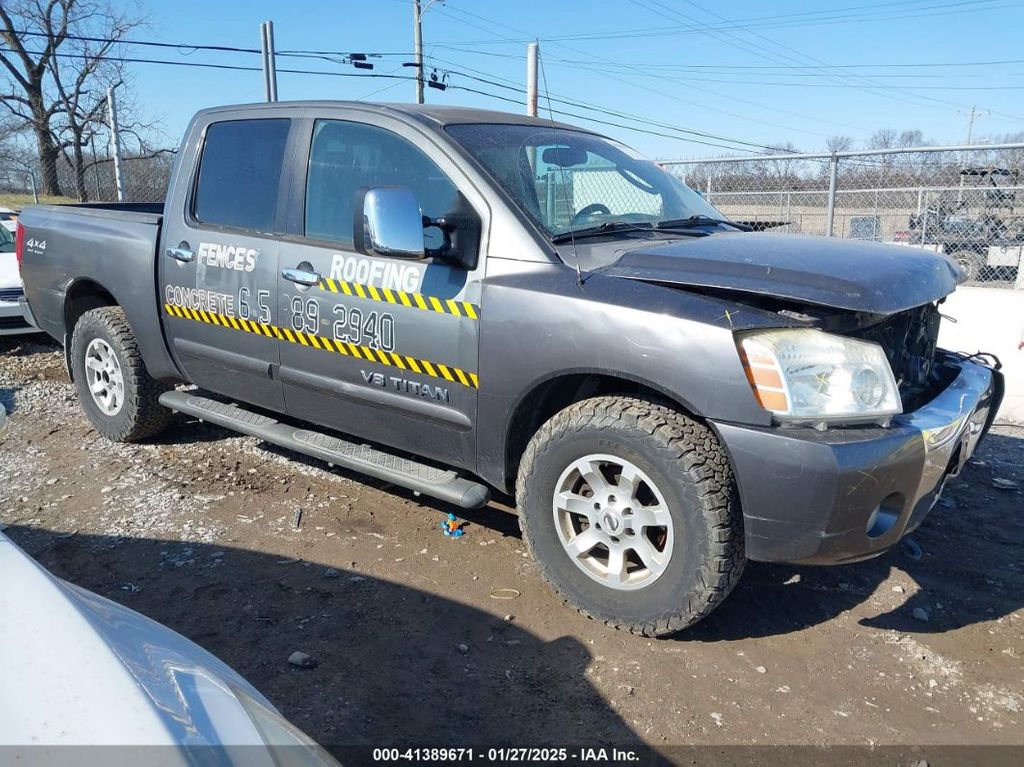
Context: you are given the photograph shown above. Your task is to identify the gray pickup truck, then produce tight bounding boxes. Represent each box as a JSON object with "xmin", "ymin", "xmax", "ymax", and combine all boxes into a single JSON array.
[{"xmin": 18, "ymin": 102, "xmax": 1003, "ymax": 635}]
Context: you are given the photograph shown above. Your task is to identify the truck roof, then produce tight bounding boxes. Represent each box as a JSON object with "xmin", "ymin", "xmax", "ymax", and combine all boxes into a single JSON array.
[{"xmin": 193, "ymin": 100, "xmax": 591, "ymax": 134}]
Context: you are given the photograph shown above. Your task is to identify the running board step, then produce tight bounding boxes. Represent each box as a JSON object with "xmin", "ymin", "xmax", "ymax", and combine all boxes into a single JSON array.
[{"xmin": 159, "ymin": 391, "xmax": 490, "ymax": 509}]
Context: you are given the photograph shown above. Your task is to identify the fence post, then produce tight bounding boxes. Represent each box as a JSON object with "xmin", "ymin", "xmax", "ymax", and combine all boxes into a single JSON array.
[
  {"xmin": 825, "ymin": 153, "xmax": 839, "ymax": 237},
  {"xmin": 28, "ymin": 171, "xmax": 38, "ymax": 204},
  {"xmin": 705, "ymin": 176, "xmax": 712, "ymax": 202},
  {"xmin": 107, "ymin": 86, "xmax": 126, "ymax": 202},
  {"xmin": 1015, "ymin": 247, "xmax": 1024, "ymax": 291}
]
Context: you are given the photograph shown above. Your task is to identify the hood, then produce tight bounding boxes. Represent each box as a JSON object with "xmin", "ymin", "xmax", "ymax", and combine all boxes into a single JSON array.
[
  {"xmin": 599, "ymin": 233, "xmax": 960, "ymax": 314},
  {"xmin": 0, "ymin": 532, "xmax": 331, "ymax": 757}
]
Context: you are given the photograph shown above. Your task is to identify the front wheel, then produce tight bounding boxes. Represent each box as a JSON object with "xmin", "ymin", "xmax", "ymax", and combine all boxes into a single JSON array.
[{"xmin": 516, "ymin": 396, "xmax": 744, "ymax": 636}]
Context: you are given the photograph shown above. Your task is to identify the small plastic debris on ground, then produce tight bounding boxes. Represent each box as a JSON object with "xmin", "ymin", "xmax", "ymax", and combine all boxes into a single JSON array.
[
  {"xmin": 503, "ymin": 614, "xmax": 515, "ymax": 622},
  {"xmin": 489, "ymin": 588, "xmax": 521, "ymax": 600},
  {"xmin": 892, "ymin": 585, "xmax": 906, "ymax": 594},
  {"xmin": 288, "ymin": 651, "xmax": 317, "ymax": 669},
  {"xmin": 457, "ymin": 643, "xmax": 470, "ymax": 655},
  {"xmin": 992, "ymin": 478, "xmax": 1020, "ymax": 490},
  {"xmin": 119, "ymin": 583, "xmax": 142, "ymax": 593},
  {"xmin": 902, "ymin": 538, "xmax": 923, "ymax": 561},
  {"xmin": 440, "ymin": 512, "xmax": 465, "ymax": 538},
  {"xmin": 912, "ymin": 607, "xmax": 931, "ymax": 622},
  {"xmin": 755, "ymin": 666, "xmax": 767, "ymax": 674}
]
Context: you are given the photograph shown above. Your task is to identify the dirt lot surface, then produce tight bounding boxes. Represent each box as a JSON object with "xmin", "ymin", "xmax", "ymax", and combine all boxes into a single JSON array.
[{"xmin": 1, "ymin": 336, "xmax": 1022, "ymax": 757}]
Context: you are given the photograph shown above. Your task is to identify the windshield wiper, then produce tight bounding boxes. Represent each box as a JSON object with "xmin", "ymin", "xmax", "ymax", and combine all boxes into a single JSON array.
[
  {"xmin": 550, "ymin": 221, "xmax": 654, "ymax": 244},
  {"xmin": 656, "ymin": 215, "xmax": 752, "ymax": 232}
]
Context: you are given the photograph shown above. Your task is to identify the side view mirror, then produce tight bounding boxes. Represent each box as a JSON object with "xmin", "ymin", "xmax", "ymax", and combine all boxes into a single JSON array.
[{"xmin": 353, "ymin": 187, "xmax": 425, "ymax": 260}]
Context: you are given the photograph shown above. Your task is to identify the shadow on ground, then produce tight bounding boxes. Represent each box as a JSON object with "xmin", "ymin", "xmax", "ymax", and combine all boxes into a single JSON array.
[{"xmin": 3, "ymin": 524, "xmax": 656, "ymax": 756}]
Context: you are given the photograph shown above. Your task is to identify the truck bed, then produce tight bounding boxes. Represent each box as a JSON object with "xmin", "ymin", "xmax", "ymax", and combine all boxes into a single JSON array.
[
  {"xmin": 28, "ymin": 201, "xmax": 164, "ymax": 226},
  {"xmin": 17, "ymin": 200, "xmax": 179, "ymax": 382}
]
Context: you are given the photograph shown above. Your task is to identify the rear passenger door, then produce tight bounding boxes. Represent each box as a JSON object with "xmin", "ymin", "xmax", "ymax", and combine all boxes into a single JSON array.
[
  {"xmin": 160, "ymin": 116, "xmax": 294, "ymax": 411},
  {"xmin": 277, "ymin": 117, "xmax": 485, "ymax": 468}
]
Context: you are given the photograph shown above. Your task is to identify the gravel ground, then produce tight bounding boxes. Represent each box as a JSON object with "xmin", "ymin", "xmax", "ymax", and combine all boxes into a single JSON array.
[{"xmin": 1, "ymin": 335, "xmax": 1022, "ymax": 755}]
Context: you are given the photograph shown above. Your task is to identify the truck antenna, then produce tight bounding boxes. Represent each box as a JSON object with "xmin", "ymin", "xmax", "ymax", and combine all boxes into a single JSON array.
[{"xmin": 539, "ymin": 50, "xmax": 584, "ymax": 288}]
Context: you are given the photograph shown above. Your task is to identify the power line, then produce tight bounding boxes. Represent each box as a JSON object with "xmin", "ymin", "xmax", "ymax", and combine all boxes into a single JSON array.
[
  {"xmin": 13, "ymin": 47, "xmax": 772, "ymax": 154},
  {"xmin": 8, "ymin": 25, "xmax": 802, "ymax": 155},
  {"xmin": 422, "ymin": 53, "xmax": 798, "ymax": 153},
  {"xmin": 429, "ymin": 0, "xmax": 1008, "ymax": 45},
  {"xmin": 647, "ymin": 0, "xmax": 1024, "ymax": 121},
  {"xmin": 432, "ymin": 3, "xmax": 862, "ymax": 136}
]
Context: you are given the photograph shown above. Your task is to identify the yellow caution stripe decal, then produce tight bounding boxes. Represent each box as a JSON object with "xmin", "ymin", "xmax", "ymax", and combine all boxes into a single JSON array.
[
  {"xmin": 163, "ymin": 304, "xmax": 478, "ymax": 389},
  {"xmin": 317, "ymin": 278, "xmax": 479, "ymax": 320}
]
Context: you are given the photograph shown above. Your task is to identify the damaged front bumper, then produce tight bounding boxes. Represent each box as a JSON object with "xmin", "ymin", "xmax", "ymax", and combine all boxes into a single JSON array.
[{"xmin": 712, "ymin": 353, "xmax": 1003, "ymax": 564}]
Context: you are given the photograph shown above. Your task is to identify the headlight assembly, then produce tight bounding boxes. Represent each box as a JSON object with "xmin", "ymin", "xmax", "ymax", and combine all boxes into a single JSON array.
[{"xmin": 737, "ymin": 328, "xmax": 902, "ymax": 425}]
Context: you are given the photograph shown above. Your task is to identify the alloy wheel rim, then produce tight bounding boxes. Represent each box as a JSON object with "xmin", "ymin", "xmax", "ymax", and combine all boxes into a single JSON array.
[
  {"xmin": 84, "ymin": 338, "xmax": 125, "ymax": 416},
  {"xmin": 552, "ymin": 453, "xmax": 674, "ymax": 591}
]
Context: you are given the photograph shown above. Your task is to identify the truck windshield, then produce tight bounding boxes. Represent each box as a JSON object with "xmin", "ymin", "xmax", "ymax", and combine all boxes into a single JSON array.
[{"xmin": 445, "ymin": 123, "xmax": 726, "ymax": 240}]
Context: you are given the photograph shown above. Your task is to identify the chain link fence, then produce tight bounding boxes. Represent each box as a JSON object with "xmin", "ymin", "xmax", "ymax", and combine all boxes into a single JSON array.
[
  {"xmin": 1, "ymin": 151, "xmax": 175, "ymax": 208},
  {"xmin": 662, "ymin": 143, "xmax": 1024, "ymax": 289}
]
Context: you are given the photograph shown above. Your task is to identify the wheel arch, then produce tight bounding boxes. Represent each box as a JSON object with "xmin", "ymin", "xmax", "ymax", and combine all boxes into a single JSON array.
[
  {"xmin": 62, "ymin": 278, "xmax": 119, "ymax": 381},
  {"xmin": 501, "ymin": 370, "xmax": 703, "ymax": 495}
]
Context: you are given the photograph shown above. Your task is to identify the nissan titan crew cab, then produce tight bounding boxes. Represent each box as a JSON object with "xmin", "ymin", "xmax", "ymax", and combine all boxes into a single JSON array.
[{"xmin": 17, "ymin": 102, "xmax": 1003, "ymax": 635}]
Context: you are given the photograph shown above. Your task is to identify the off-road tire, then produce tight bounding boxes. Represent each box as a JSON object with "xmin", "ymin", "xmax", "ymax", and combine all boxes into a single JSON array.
[
  {"xmin": 71, "ymin": 306, "xmax": 172, "ymax": 442},
  {"xmin": 516, "ymin": 396, "xmax": 744, "ymax": 636}
]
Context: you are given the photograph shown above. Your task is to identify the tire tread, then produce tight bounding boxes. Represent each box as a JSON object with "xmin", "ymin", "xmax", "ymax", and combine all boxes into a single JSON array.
[
  {"xmin": 516, "ymin": 395, "xmax": 744, "ymax": 636},
  {"xmin": 71, "ymin": 306, "xmax": 171, "ymax": 442}
]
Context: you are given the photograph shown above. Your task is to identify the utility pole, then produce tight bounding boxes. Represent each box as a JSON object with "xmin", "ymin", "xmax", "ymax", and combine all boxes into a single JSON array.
[
  {"xmin": 413, "ymin": 1, "xmax": 424, "ymax": 104},
  {"xmin": 107, "ymin": 86, "xmax": 125, "ymax": 203},
  {"xmin": 260, "ymin": 21, "xmax": 278, "ymax": 102},
  {"xmin": 959, "ymin": 105, "xmax": 989, "ymax": 146},
  {"xmin": 526, "ymin": 42, "xmax": 539, "ymax": 117},
  {"xmin": 412, "ymin": 0, "xmax": 444, "ymax": 104},
  {"xmin": 956, "ymin": 105, "xmax": 988, "ymax": 202}
]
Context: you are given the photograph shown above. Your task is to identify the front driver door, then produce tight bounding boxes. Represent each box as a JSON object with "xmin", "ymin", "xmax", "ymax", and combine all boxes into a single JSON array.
[{"xmin": 277, "ymin": 117, "xmax": 485, "ymax": 468}]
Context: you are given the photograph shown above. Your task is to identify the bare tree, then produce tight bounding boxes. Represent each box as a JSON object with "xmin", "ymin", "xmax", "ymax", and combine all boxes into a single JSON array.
[
  {"xmin": 0, "ymin": 0, "xmax": 145, "ymax": 199},
  {"xmin": 825, "ymin": 135, "xmax": 853, "ymax": 154}
]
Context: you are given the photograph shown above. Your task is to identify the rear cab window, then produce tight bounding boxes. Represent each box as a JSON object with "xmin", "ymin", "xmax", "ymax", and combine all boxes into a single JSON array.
[{"xmin": 192, "ymin": 118, "xmax": 291, "ymax": 233}]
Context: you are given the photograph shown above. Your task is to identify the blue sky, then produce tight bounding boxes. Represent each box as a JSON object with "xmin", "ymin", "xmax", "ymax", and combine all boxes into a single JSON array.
[{"xmin": 121, "ymin": 0, "xmax": 1024, "ymax": 158}]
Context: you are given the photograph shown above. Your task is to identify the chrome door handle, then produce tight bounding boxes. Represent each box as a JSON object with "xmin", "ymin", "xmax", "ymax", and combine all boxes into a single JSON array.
[
  {"xmin": 282, "ymin": 268, "xmax": 321, "ymax": 286},
  {"xmin": 166, "ymin": 245, "xmax": 194, "ymax": 263}
]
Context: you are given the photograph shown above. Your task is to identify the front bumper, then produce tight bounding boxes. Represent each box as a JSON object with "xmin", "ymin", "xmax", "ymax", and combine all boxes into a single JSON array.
[{"xmin": 712, "ymin": 354, "xmax": 1003, "ymax": 564}]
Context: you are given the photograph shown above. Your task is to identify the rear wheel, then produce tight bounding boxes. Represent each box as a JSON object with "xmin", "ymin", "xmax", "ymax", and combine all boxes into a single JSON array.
[
  {"xmin": 71, "ymin": 307, "xmax": 171, "ymax": 442},
  {"xmin": 516, "ymin": 396, "xmax": 744, "ymax": 636}
]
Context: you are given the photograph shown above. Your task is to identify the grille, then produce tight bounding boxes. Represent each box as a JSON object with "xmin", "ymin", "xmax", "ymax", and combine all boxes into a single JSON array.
[{"xmin": 0, "ymin": 287, "xmax": 24, "ymax": 302}]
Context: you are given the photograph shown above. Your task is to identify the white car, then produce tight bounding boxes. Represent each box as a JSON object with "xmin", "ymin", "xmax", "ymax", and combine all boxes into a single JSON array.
[
  {"xmin": 0, "ymin": 208, "xmax": 17, "ymax": 234},
  {"xmin": 0, "ymin": 531, "xmax": 338, "ymax": 763},
  {"xmin": 0, "ymin": 224, "xmax": 41, "ymax": 335}
]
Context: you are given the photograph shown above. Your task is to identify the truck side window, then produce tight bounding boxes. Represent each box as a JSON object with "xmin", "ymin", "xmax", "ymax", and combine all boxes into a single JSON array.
[
  {"xmin": 305, "ymin": 120, "xmax": 457, "ymax": 250},
  {"xmin": 192, "ymin": 119, "xmax": 290, "ymax": 233}
]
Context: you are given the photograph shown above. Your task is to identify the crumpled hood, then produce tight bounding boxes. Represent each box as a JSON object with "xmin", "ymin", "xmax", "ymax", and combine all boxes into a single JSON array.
[{"xmin": 600, "ymin": 232, "xmax": 960, "ymax": 314}]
